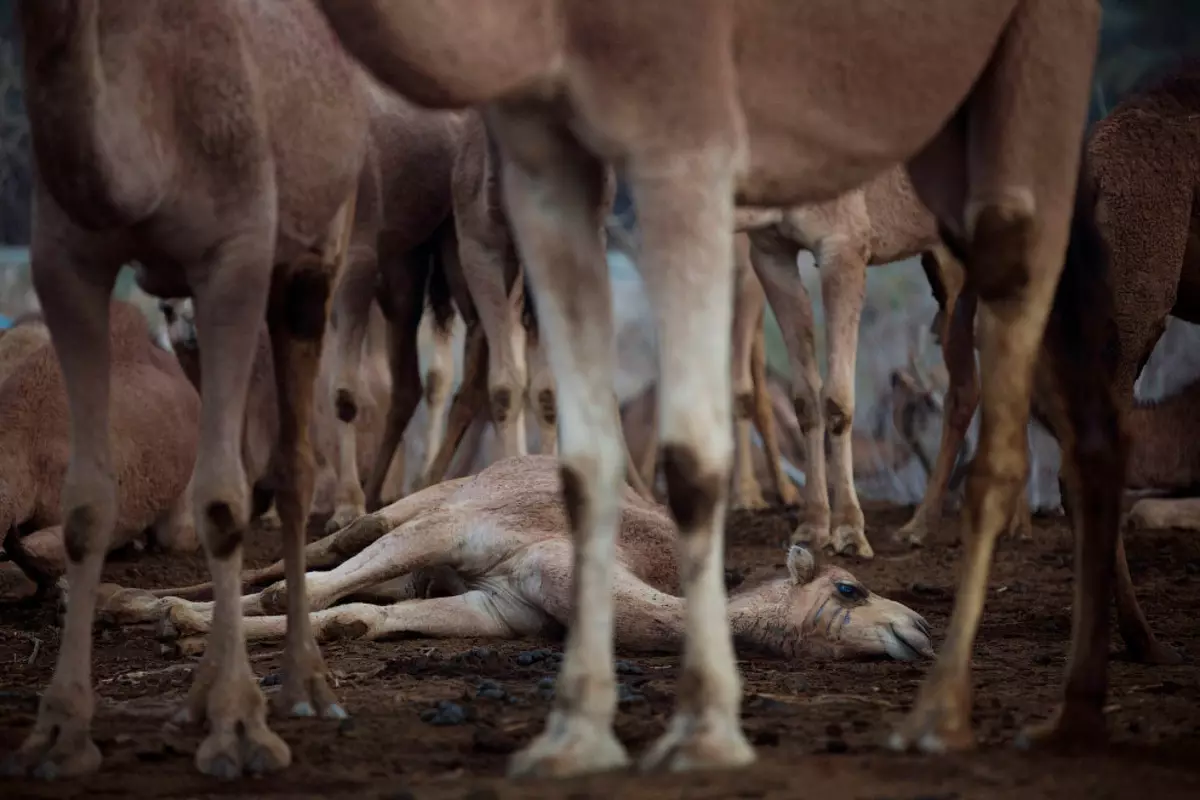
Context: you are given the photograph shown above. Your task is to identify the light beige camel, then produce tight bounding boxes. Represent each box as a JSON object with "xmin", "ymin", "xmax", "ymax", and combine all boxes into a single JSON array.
[
  {"xmin": 94, "ymin": 456, "xmax": 934, "ymax": 663},
  {"xmin": 736, "ymin": 167, "xmax": 958, "ymax": 559},
  {"xmin": 0, "ymin": 302, "xmax": 199, "ymax": 602},
  {"xmin": 1121, "ymin": 375, "xmax": 1200, "ymax": 531},
  {"xmin": 324, "ymin": 75, "xmax": 466, "ymax": 531},
  {"xmin": 316, "ymin": 0, "xmax": 1115, "ymax": 777},
  {"xmin": 11, "ymin": 0, "xmax": 367, "ymax": 781}
]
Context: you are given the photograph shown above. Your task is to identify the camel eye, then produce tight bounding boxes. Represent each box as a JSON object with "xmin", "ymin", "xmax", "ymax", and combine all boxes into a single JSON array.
[
  {"xmin": 836, "ymin": 582, "xmax": 864, "ymax": 601},
  {"xmin": 159, "ymin": 303, "xmax": 175, "ymax": 323}
]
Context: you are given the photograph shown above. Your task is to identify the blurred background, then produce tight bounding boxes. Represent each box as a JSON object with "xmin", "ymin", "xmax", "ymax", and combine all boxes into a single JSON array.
[{"xmin": 2, "ymin": 0, "xmax": 1199, "ymax": 508}]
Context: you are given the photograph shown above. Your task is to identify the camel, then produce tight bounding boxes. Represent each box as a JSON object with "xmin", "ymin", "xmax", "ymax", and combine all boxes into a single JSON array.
[
  {"xmin": 158, "ymin": 296, "xmax": 403, "ymax": 524},
  {"xmin": 0, "ymin": 302, "xmax": 199, "ymax": 602},
  {"xmin": 93, "ymin": 456, "xmax": 935, "ymax": 664},
  {"xmin": 323, "ymin": 74, "xmax": 465, "ymax": 532},
  {"xmin": 905, "ymin": 63, "xmax": 1200, "ymax": 547},
  {"xmin": 735, "ymin": 168, "xmax": 957, "ymax": 559},
  {"xmin": 317, "ymin": 0, "xmax": 1117, "ymax": 777},
  {"xmin": 11, "ymin": 0, "xmax": 368, "ymax": 781}
]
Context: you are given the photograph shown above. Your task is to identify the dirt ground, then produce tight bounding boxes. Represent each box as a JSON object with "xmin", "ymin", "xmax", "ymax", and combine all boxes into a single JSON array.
[{"xmin": 1, "ymin": 502, "xmax": 1198, "ymax": 799}]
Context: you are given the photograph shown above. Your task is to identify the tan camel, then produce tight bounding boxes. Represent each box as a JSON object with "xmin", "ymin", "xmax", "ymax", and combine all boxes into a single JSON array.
[
  {"xmin": 0, "ymin": 302, "xmax": 199, "ymax": 602},
  {"xmin": 94, "ymin": 456, "xmax": 934, "ymax": 663},
  {"xmin": 324, "ymin": 74, "xmax": 465, "ymax": 531},
  {"xmin": 11, "ymin": 0, "xmax": 367, "ymax": 781},
  {"xmin": 317, "ymin": 0, "xmax": 1115, "ymax": 777},
  {"xmin": 159, "ymin": 297, "xmax": 402, "ymax": 524},
  {"xmin": 735, "ymin": 167, "xmax": 959, "ymax": 559}
]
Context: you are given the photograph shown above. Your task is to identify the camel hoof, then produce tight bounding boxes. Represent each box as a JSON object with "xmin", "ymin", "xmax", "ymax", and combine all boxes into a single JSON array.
[
  {"xmin": 1123, "ymin": 641, "xmax": 1183, "ymax": 666},
  {"xmin": 194, "ymin": 675, "xmax": 291, "ymax": 779},
  {"xmin": 95, "ymin": 584, "xmax": 161, "ymax": 625},
  {"xmin": 640, "ymin": 714, "xmax": 756, "ymax": 773},
  {"xmin": 326, "ymin": 503, "xmax": 366, "ymax": 534},
  {"xmin": 272, "ymin": 663, "xmax": 347, "ymax": 721},
  {"xmin": 892, "ymin": 517, "xmax": 931, "ymax": 548},
  {"xmin": 507, "ymin": 712, "xmax": 630, "ymax": 779},
  {"xmin": 790, "ymin": 518, "xmax": 831, "ymax": 551},
  {"xmin": 887, "ymin": 681, "xmax": 975, "ymax": 755},
  {"xmin": 259, "ymin": 581, "xmax": 289, "ymax": 615},
  {"xmin": 829, "ymin": 524, "xmax": 873, "ymax": 559},
  {"xmin": 1014, "ymin": 705, "xmax": 1108, "ymax": 753},
  {"xmin": 3, "ymin": 702, "xmax": 103, "ymax": 779},
  {"xmin": 731, "ymin": 491, "xmax": 769, "ymax": 512}
]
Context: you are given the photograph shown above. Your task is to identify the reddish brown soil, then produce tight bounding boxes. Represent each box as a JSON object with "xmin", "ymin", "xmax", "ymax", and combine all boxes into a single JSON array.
[{"xmin": 1, "ymin": 503, "xmax": 1198, "ymax": 799}]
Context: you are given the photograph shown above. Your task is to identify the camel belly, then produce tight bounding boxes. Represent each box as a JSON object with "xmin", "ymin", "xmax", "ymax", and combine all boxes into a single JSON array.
[{"xmin": 734, "ymin": 0, "xmax": 1022, "ymax": 207}]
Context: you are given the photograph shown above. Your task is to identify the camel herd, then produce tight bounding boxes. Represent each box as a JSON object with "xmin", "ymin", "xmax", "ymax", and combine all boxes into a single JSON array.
[{"xmin": 1, "ymin": 0, "xmax": 1199, "ymax": 787}]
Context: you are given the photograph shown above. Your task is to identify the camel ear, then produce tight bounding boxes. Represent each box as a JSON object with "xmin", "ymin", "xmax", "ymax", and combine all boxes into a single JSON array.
[{"xmin": 786, "ymin": 545, "xmax": 816, "ymax": 585}]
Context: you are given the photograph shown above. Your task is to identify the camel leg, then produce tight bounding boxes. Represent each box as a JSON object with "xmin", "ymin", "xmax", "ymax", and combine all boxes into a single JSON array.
[
  {"xmin": 750, "ymin": 231, "xmax": 830, "ymax": 548},
  {"xmin": 750, "ymin": 313, "xmax": 799, "ymax": 505},
  {"xmin": 489, "ymin": 110, "xmax": 631, "ymax": 778},
  {"xmin": 891, "ymin": 3, "xmax": 1104, "ymax": 753},
  {"xmin": 419, "ymin": 309, "xmax": 457, "ymax": 479},
  {"xmin": 458, "ymin": 226, "xmax": 528, "ymax": 462},
  {"xmin": 731, "ymin": 235, "xmax": 768, "ymax": 511},
  {"xmin": 253, "ymin": 196, "xmax": 357, "ymax": 725},
  {"xmin": 897, "ymin": 255, "xmax": 979, "ymax": 547},
  {"xmin": 1125, "ymin": 498, "xmax": 1200, "ymax": 531},
  {"xmin": 168, "ymin": 594, "xmax": 520, "ymax": 652},
  {"xmin": 1, "ymin": 526, "xmax": 65, "ymax": 601},
  {"xmin": 631, "ymin": 151, "xmax": 749, "ymax": 773},
  {"xmin": 326, "ymin": 247, "xmax": 378, "ymax": 532},
  {"xmin": 420, "ymin": 321, "xmax": 488, "ymax": 488},
  {"xmin": 363, "ymin": 235, "xmax": 433, "ymax": 512},
  {"xmin": 527, "ymin": 328, "xmax": 559, "ymax": 456},
  {"xmin": 3, "ymin": 219, "xmax": 120, "ymax": 779},
  {"xmin": 818, "ymin": 237, "xmax": 871, "ymax": 557}
]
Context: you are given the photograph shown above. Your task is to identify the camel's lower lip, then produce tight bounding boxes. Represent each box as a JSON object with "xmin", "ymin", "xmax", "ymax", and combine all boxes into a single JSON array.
[{"xmin": 887, "ymin": 623, "xmax": 935, "ymax": 661}]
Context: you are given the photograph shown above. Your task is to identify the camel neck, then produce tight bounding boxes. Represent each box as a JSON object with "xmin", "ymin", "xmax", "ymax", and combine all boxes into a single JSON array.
[{"xmin": 726, "ymin": 580, "xmax": 796, "ymax": 658}]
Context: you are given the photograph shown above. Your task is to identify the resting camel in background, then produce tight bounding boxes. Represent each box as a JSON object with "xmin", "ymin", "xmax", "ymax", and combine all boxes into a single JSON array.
[
  {"xmin": 10, "ymin": 0, "xmax": 367, "ymax": 781},
  {"xmin": 93, "ymin": 456, "xmax": 935, "ymax": 663},
  {"xmin": 316, "ymin": 0, "xmax": 1121, "ymax": 778},
  {"xmin": 0, "ymin": 303, "xmax": 200, "ymax": 602}
]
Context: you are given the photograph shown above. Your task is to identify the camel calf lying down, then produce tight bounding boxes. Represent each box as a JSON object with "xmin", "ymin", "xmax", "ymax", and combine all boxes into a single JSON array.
[{"xmin": 96, "ymin": 456, "xmax": 934, "ymax": 662}]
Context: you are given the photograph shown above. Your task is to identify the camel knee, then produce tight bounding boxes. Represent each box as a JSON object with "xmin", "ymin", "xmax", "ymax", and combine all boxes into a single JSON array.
[
  {"xmin": 661, "ymin": 444, "xmax": 725, "ymax": 533},
  {"xmin": 424, "ymin": 369, "xmax": 447, "ymax": 408},
  {"xmin": 734, "ymin": 391, "xmax": 754, "ymax": 421},
  {"xmin": 200, "ymin": 499, "xmax": 243, "ymax": 560},
  {"xmin": 282, "ymin": 257, "xmax": 334, "ymax": 341},
  {"xmin": 792, "ymin": 390, "xmax": 821, "ymax": 435},
  {"xmin": 535, "ymin": 386, "xmax": 557, "ymax": 426},
  {"xmin": 823, "ymin": 395, "xmax": 853, "ymax": 437},
  {"xmin": 335, "ymin": 387, "xmax": 358, "ymax": 423},
  {"xmin": 965, "ymin": 194, "xmax": 1036, "ymax": 304},
  {"xmin": 490, "ymin": 385, "xmax": 519, "ymax": 425}
]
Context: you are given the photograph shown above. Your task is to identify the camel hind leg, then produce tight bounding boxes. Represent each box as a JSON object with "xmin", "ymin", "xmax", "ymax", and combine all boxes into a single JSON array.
[
  {"xmin": 730, "ymin": 234, "xmax": 768, "ymax": 511},
  {"xmin": 168, "ymin": 593, "xmax": 521, "ymax": 653},
  {"xmin": 896, "ymin": 248, "xmax": 979, "ymax": 547},
  {"xmin": 750, "ymin": 309, "xmax": 799, "ymax": 505},
  {"xmin": 891, "ymin": 1, "xmax": 1107, "ymax": 754},
  {"xmin": 256, "ymin": 195, "xmax": 357, "ymax": 723},
  {"xmin": 420, "ymin": 266, "xmax": 458, "ymax": 480}
]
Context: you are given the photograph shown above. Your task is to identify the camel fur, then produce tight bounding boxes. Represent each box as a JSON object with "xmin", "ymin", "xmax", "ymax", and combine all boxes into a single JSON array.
[
  {"xmin": 94, "ymin": 456, "xmax": 934, "ymax": 664},
  {"xmin": 315, "ymin": 0, "xmax": 1121, "ymax": 775},
  {"xmin": 12, "ymin": 0, "xmax": 367, "ymax": 781},
  {"xmin": 0, "ymin": 302, "xmax": 199, "ymax": 603}
]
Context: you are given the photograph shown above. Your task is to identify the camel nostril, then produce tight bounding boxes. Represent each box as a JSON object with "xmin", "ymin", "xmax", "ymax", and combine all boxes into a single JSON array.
[{"xmin": 914, "ymin": 614, "xmax": 932, "ymax": 637}]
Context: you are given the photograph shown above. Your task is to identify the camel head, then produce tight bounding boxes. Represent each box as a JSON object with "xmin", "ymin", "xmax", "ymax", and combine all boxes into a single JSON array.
[
  {"xmin": 781, "ymin": 545, "xmax": 934, "ymax": 661},
  {"xmin": 158, "ymin": 298, "xmax": 198, "ymax": 353}
]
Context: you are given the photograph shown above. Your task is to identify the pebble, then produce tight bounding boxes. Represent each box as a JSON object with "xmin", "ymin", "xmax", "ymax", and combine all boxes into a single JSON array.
[
  {"xmin": 259, "ymin": 672, "xmax": 282, "ymax": 687},
  {"xmin": 420, "ymin": 700, "xmax": 468, "ymax": 726},
  {"xmin": 617, "ymin": 683, "xmax": 646, "ymax": 705},
  {"xmin": 615, "ymin": 660, "xmax": 644, "ymax": 675},
  {"xmin": 476, "ymin": 680, "xmax": 508, "ymax": 701}
]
